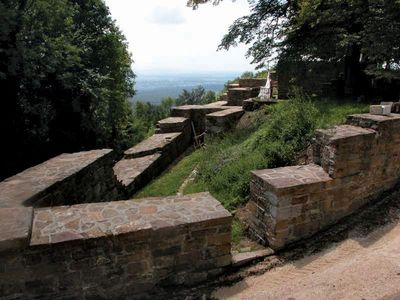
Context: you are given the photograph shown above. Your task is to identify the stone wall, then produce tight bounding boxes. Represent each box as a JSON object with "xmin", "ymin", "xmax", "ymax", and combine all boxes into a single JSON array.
[
  {"xmin": 206, "ymin": 107, "xmax": 244, "ymax": 134},
  {"xmin": 248, "ymin": 113, "xmax": 400, "ymax": 249},
  {"xmin": 0, "ymin": 193, "xmax": 232, "ymax": 299},
  {"xmin": 0, "ymin": 149, "xmax": 119, "ymax": 209}
]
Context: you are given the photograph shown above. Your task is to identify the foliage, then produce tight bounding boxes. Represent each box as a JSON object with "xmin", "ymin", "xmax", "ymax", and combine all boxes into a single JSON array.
[
  {"xmin": 175, "ymin": 85, "xmax": 216, "ymax": 106},
  {"xmin": 0, "ymin": 0, "xmax": 135, "ymax": 179},
  {"xmin": 131, "ymin": 97, "xmax": 176, "ymax": 143},
  {"xmin": 189, "ymin": 0, "xmax": 400, "ymax": 96}
]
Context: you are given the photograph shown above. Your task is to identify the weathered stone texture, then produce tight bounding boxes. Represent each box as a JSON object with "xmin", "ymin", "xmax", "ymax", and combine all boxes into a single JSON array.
[
  {"xmin": 249, "ymin": 113, "xmax": 400, "ymax": 249},
  {"xmin": 0, "ymin": 193, "xmax": 232, "ymax": 299},
  {"xmin": 123, "ymin": 132, "xmax": 183, "ymax": 159},
  {"xmin": 238, "ymin": 78, "xmax": 267, "ymax": 88},
  {"xmin": 227, "ymin": 87, "xmax": 260, "ymax": 106},
  {"xmin": 0, "ymin": 149, "xmax": 119, "ymax": 209},
  {"xmin": 206, "ymin": 107, "xmax": 244, "ymax": 134}
]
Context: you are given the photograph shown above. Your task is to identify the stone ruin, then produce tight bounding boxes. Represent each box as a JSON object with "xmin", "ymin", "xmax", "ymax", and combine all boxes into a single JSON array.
[
  {"xmin": 248, "ymin": 112, "xmax": 400, "ymax": 249},
  {"xmin": 0, "ymin": 79, "xmax": 269, "ymax": 299},
  {"xmin": 6, "ymin": 79, "xmax": 400, "ymax": 298}
]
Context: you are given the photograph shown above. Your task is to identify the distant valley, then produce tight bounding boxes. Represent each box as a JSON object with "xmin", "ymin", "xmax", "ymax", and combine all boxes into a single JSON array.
[{"xmin": 131, "ymin": 72, "xmax": 239, "ymax": 103}]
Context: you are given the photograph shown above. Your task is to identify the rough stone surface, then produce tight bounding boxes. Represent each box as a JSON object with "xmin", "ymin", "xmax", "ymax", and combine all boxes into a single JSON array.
[
  {"xmin": 238, "ymin": 78, "xmax": 267, "ymax": 88},
  {"xmin": 113, "ymin": 154, "xmax": 162, "ymax": 196},
  {"xmin": 0, "ymin": 193, "xmax": 232, "ymax": 299},
  {"xmin": 124, "ymin": 132, "xmax": 182, "ymax": 159},
  {"xmin": 0, "ymin": 207, "xmax": 33, "ymax": 251},
  {"xmin": 206, "ymin": 107, "xmax": 245, "ymax": 134},
  {"xmin": 227, "ymin": 88, "xmax": 260, "ymax": 106},
  {"xmin": 157, "ymin": 117, "xmax": 190, "ymax": 133},
  {"xmin": 0, "ymin": 149, "xmax": 118, "ymax": 208},
  {"xmin": 249, "ymin": 113, "xmax": 400, "ymax": 249}
]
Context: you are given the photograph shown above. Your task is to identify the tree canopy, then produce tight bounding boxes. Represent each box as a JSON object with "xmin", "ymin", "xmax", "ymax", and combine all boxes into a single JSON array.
[
  {"xmin": 189, "ymin": 0, "xmax": 400, "ymax": 96},
  {"xmin": 0, "ymin": 0, "xmax": 135, "ymax": 179}
]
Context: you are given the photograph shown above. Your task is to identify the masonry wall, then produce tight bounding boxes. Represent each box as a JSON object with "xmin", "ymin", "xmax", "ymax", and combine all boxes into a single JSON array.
[
  {"xmin": 0, "ymin": 193, "xmax": 232, "ymax": 299},
  {"xmin": 0, "ymin": 149, "xmax": 120, "ymax": 209},
  {"xmin": 249, "ymin": 113, "xmax": 400, "ymax": 249}
]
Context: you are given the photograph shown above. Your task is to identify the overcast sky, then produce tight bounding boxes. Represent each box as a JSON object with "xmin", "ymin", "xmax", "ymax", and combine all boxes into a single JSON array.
[{"xmin": 104, "ymin": 0, "xmax": 254, "ymax": 74}]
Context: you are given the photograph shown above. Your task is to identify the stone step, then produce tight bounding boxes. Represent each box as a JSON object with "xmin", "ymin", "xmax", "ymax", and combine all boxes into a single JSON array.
[
  {"xmin": 123, "ymin": 132, "xmax": 182, "ymax": 159},
  {"xmin": 206, "ymin": 107, "xmax": 245, "ymax": 134}
]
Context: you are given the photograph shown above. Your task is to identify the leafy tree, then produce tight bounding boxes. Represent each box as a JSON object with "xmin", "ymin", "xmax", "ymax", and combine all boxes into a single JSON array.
[
  {"xmin": 189, "ymin": 0, "xmax": 400, "ymax": 97},
  {"xmin": 0, "ymin": 0, "xmax": 135, "ymax": 179},
  {"xmin": 176, "ymin": 85, "xmax": 216, "ymax": 105}
]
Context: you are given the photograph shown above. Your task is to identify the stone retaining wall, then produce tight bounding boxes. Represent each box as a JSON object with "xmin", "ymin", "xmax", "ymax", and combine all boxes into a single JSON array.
[
  {"xmin": 0, "ymin": 193, "xmax": 232, "ymax": 299},
  {"xmin": 248, "ymin": 113, "xmax": 400, "ymax": 249},
  {"xmin": 0, "ymin": 149, "xmax": 119, "ymax": 209}
]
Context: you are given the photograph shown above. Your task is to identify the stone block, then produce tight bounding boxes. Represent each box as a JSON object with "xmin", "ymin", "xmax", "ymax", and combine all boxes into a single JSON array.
[
  {"xmin": 315, "ymin": 125, "xmax": 376, "ymax": 178},
  {"xmin": 227, "ymin": 87, "xmax": 260, "ymax": 106},
  {"xmin": 0, "ymin": 207, "xmax": 33, "ymax": 252},
  {"xmin": 113, "ymin": 154, "xmax": 163, "ymax": 195},
  {"xmin": 205, "ymin": 107, "xmax": 244, "ymax": 134},
  {"xmin": 157, "ymin": 117, "xmax": 190, "ymax": 134},
  {"xmin": 370, "ymin": 104, "xmax": 392, "ymax": 115},
  {"xmin": 123, "ymin": 133, "xmax": 182, "ymax": 159},
  {"xmin": 0, "ymin": 149, "xmax": 116, "ymax": 208},
  {"xmin": 238, "ymin": 78, "xmax": 267, "ymax": 88}
]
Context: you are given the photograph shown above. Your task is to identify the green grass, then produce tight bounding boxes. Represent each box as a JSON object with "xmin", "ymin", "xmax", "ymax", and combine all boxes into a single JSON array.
[
  {"xmin": 135, "ymin": 98, "xmax": 369, "ymax": 211},
  {"xmin": 134, "ymin": 150, "xmax": 204, "ymax": 198}
]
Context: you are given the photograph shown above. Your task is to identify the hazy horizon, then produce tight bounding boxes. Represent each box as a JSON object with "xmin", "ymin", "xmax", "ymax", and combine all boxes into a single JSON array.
[{"xmin": 104, "ymin": 0, "xmax": 255, "ymax": 74}]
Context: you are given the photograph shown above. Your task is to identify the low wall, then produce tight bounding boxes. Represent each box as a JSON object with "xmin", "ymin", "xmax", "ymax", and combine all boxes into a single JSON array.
[
  {"xmin": 0, "ymin": 193, "xmax": 232, "ymax": 299},
  {"xmin": 206, "ymin": 107, "xmax": 244, "ymax": 134},
  {"xmin": 248, "ymin": 113, "xmax": 400, "ymax": 249},
  {"xmin": 0, "ymin": 149, "xmax": 119, "ymax": 209}
]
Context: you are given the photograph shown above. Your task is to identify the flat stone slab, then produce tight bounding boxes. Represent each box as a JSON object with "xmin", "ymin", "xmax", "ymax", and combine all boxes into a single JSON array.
[
  {"xmin": 30, "ymin": 192, "xmax": 232, "ymax": 246},
  {"xmin": 158, "ymin": 117, "xmax": 188, "ymax": 125},
  {"xmin": 113, "ymin": 154, "xmax": 161, "ymax": 187},
  {"xmin": 157, "ymin": 117, "xmax": 189, "ymax": 133},
  {"xmin": 252, "ymin": 164, "xmax": 332, "ymax": 195},
  {"xmin": 0, "ymin": 149, "xmax": 113, "ymax": 208},
  {"xmin": 206, "ymin": 107, "xmax": 244, "ymax": 117},
  {"xmin": 124, "ymin": 132, "xmax": 181, "ymax": 159},
  {"xmin": 0, "ymin": 207, "xmax": 33, "ymax": 251},
  {"xmin": 316, "ymin": 125, "xmax": 375, "ymax": 142},
  {"xmin": 347, "ymin": 113, "xmax": 400, "ymax": 130}
]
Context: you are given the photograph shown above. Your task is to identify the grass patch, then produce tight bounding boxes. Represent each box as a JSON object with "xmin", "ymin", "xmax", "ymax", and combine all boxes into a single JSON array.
[
  {"xmin": 231, "ymin": 219, "xmax": 245, "ymax": 245},
  {"xmin": 134, "ymin": 150, "xmax": 204, "ymax": 198}
]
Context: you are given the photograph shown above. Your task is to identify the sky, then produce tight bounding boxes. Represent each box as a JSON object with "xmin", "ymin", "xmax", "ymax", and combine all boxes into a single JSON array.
[{"xmin": 104, "ymin": 0, "xmax": 254, "ymax": 74}]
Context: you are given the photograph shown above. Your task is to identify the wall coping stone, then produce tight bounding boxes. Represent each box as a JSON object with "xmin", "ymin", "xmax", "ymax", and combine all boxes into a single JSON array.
[
  {"xmin": 0, "ymin": 207, "xmax": 33, "ymax": 251},
  {"xmin": 0, "ymin": 149, "xmax": 113, "ymax": 208},
  {"xmin": 251, "ymin": 164, "xmax": 332, "ymax": 196},
  {"xmin": 123, "ymin": 132, "xmax": 181, "ymax": 159},
  {"xmin": 206, "ymin": 107, "xmax": 244, "ymax": 117},
  {"xmin": 316, "ymin": 125, "xmax": 375, "ymax": 142},
  {"xmin": 30, "ymin": 192, "xmax": 232, "ymax": 246},
  {"xmin": 113, "ymin": 154, "xmax": 162, "ymax": 187},
  {"xmin": 158, "ymin": 117, "xmax": 188, "ymax": 125},
  {"xmin": 347, "ymin": 113, "xmax": 400, "ymax": 130}
]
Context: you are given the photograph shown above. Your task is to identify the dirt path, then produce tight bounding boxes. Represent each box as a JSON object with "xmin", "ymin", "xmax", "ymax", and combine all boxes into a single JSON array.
[{"xmin": 214, "ymin": 219, "xmax": 400, "ymax": 300}]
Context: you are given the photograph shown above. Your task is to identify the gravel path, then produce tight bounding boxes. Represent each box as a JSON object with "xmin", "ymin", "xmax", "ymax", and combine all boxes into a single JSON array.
[{"xmin": 214, "ymin": 218, "xmax": 400, "ymax": 300}]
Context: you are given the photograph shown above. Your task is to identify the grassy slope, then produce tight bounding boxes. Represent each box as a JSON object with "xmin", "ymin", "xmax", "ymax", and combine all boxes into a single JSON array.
[{"xmin": 135, "ymin": 99, "xmax": 369, "ymax": 210}]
